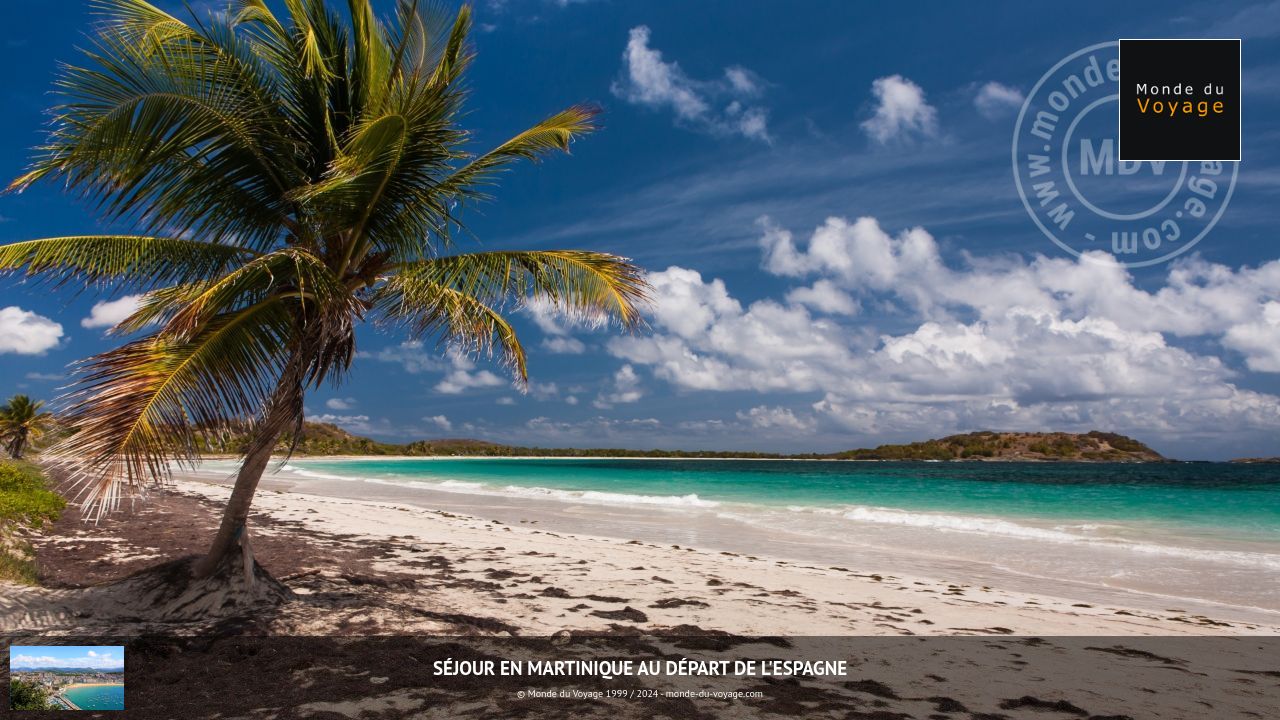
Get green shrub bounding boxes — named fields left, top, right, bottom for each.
left=0, top=461, right=63, bottom=585
left=0, top=461, right=65, bottom=528
left=10, top=678, right=54, bottom=710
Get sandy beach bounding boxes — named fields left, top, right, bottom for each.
left=4, top=467, right=1275, bottom=637
left=2, top=468, right=1278, bottom=718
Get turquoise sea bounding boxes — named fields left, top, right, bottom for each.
left=230, top=457, right=1280, bottom=612
left=61, top=684, right=124, bottom=711
left=287, top=458, right=1280, bottom=543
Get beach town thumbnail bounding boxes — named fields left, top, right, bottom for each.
left=9, top=646, right=124, bottom=711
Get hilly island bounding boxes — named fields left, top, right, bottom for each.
left=198, top=425, right=1166, bottom=462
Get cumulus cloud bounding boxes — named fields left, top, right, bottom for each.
left=11, top=652, right=122, bottom=670
left=309, top=413, right=369, bottom=425
left=594, top=364, right=645, bottom=408
left=525, top=297, right=595, bottom=354
left=736, top=405, right=816, bottom=431
left=305, top=412, right=430, bottom=438
left=1222, top=302, right=1280, bottom=371
left=0, top=306, right=63, bottom=355
left=435, top=351, right=506, bottom=394
left=364, top=340, right=444, bottom=374
left=612, top=25, right=771, bottom=141
left=861, top=75, right=938, bottom=143
left=974, top=81, right=1025, bottom=119
left=325, top=397, right=356, bottom=411
left=785, top=279, right=859, bottom=315
left=425, top=414, right=453, bottom=432
left=522, top=415, right=663, bottom=444
left=81, top=294, right=143, bottom=329
left=366, top=342, right=508, bottom=394
left=608, top=216, right=1280, bottom=449
left=543, top=336, right=586, bottom=354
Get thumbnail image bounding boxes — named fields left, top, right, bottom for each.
left=9, top=646, right=124, bottom=711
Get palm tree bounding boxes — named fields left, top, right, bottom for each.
left=0, top=0, right=648, bottom=583
left=0, top=395, right=54, bottom=459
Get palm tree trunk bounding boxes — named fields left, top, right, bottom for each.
left=191, top=349, right=307, bottom=579
left=11, top=431, right=26, bottom=459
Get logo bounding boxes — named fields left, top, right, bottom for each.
left=1013, top=42, right=1238, bottom=268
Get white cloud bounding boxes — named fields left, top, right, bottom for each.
left=785, top=279, right=858, bottom=315
left=25, top=371, right=64, bottom=381
left=308, top=413, right=370, bottom=427
left=530, top=382, right=560, bottom=401
left=593, top=364, right=644, bottom=408
left=608, top=217, right=1280, bottom=450
left=425, top=414, right=453, bottom=432
left=974, top=81, right=1024, bottom=119
left=305, top=412, right=413, bottom=438
left=525, top=297, right=596, bottom=355
left=325, top=397, right=356, bottom=411
left=366, top=342, right=509, bottom=394
left=612, top=26, right=771, bottom=142
left=435, top=350, right=506, bottom=394
left=1222, top=301, right=1280, bottom=371
left=736, top=405, right=816, bottom=431
left=496, top=396, right=517, bottom=406
left=523, top=415, right=663, bottom=443
left=364, top=340, right=445, bottom=374
left=0, top=306, right=63, bottom=355
left=81, top=294, right=143, bottom=329
left=11, top=652, right=122, bottom=670
left=543, top=336, right=586, bottom=354
left=861, top=75, right=938, bottom=143
left=724, top=66, right=762, bottom=96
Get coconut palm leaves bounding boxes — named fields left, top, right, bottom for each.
left=0, top=396, right=55, bottom=459
left=1, top=0, right=649, bottom=520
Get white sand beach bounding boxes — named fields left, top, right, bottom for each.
left=163, top=469, right=1280, bottom=636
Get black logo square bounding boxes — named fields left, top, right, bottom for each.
left=1119, top=39, right=1240, bottom=161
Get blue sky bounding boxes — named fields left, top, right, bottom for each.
left=10, top=645, right=124, bottom=670
left=3, top=1, right=1280, bottom=459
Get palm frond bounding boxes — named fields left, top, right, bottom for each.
left=153, top=247, right=353, bottom=340
left=389, top=250, right=648, bottom=324
left=51, top=299, right=299, bottom=517
left=438, top=104, right=600, bottom=199
left=377, top=281, right=527, bottom=381
left=11, top=1, right=301, bottom=248
left=374, top=250, right=648, bottom=382
left=0, top=235, right=256, bottom=292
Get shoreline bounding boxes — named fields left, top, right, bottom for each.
left=177, top=471, right=1279, bottom=634
left=200, top=453, right=1186, bottom=463
left=8, top=468, right=1276, bottom=637
left=202, top=459, right=1280, bottom=619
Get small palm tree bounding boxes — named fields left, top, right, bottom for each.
left=0, top=0, right=647, bottom=583
left=0, top=395, right=54, bottom=459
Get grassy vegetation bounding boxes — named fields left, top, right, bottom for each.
left=0, top=460, right=65, bottom=584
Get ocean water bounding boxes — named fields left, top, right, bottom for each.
left=61, top=684, right=124, bottom=710
left=228, top=458, right=1280, bottom=614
